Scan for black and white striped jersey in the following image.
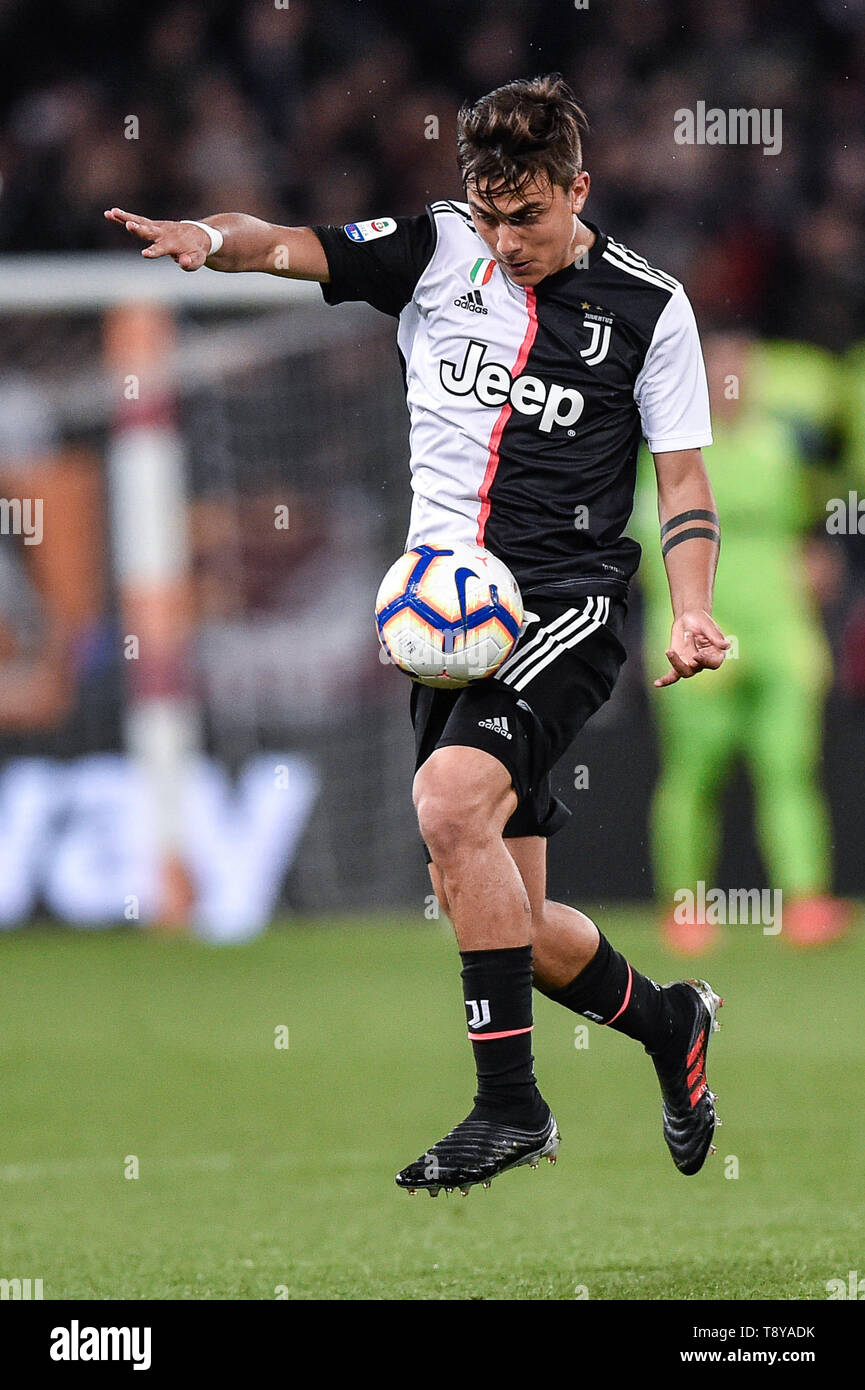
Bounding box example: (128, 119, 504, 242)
(313, 201, 711, 599)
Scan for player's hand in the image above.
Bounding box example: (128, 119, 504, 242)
(655, 610, 731, 688)
(103, 207, 211, 271)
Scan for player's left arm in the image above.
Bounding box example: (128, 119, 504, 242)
(651, 447, 729, 687)
(634, 282, 729, 686)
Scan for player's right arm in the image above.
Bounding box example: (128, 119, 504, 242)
(103, 208, 330, 280)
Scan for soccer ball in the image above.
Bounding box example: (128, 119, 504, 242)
(375, 543, 524, 688)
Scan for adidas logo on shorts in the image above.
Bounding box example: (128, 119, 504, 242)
(477, 715, 511, 739)
(453, 289, 488, 314)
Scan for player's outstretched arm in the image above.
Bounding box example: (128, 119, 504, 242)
(103, 208, 329, 281)
(651, 447, 730, 688)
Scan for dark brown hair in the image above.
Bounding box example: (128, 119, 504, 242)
(456, 74, 588, 204)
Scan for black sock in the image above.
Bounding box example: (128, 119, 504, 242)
(543, 933, 689, 1054)
(460, 945, 548, 1128)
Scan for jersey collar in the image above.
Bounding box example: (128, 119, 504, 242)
(533, 219, 608, 292)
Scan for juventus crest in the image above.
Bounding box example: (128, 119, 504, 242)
(579, 305, 614, 366)
(465, 999, 491, 1029)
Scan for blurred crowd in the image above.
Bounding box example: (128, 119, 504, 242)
(1, 0, 864, 346)
(0, 0, 864, 917)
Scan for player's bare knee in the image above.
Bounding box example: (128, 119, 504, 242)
(414, 753, 514, 865)
(415, 789, 485, 864)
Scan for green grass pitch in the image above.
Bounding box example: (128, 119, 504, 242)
(1, 909, 863, 1300)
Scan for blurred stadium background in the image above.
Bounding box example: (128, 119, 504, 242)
(1, 0, 863, 933)
(1, 0, 864, 1303)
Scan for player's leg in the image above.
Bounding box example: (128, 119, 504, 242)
(395, 741, 559, 1195)
(493, 590, 725, 1174)
(430, 835, 600, 979)
(432, 836, 721, 1173)
(747, 647, 851, 945)
(749, 664, 829, 891)
(412, 745, 551, 1129)
(651, 678, 741, 953)
(500, 837, 724, 1175)
(414, 744, 530, 950)
(398, 594, 719, 1188)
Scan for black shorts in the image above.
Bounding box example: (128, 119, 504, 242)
(410, 593, 628, 854)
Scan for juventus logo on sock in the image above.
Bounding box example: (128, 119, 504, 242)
(465, 998, 491, 1030)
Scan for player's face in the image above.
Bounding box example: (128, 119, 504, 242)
(466, 173, 591, 287)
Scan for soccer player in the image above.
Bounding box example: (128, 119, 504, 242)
(106, 74, 730, 1195)
(636, 333, 851, 953)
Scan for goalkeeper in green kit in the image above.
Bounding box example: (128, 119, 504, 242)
(637, 332, 854, 952)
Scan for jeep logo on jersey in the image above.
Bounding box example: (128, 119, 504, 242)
(439, 340, 585, 433)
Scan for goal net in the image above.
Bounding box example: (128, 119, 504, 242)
(0, 254, 428, 939)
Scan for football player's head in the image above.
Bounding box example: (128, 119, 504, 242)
(457, 74, 592, 287)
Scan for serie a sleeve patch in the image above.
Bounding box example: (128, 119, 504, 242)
(343, 218, 397, 243)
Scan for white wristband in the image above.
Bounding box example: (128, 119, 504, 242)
(180, 220, 224, 257)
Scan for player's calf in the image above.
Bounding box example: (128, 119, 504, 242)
(539, 927, 687, 1048)
(537, 924, 723, 1174)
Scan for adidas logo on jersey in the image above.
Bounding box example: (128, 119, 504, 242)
(477, 716, 512, 739)
(453, 289, 488, 314)
(441, 339, 585, 433)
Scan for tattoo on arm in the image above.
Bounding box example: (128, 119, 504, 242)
(662, 527, 720, 556)
(660, 509, 720, 557)
(660, 509, 720, 538)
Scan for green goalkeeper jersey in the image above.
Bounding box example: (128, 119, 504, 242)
(635, 340, 841, 682)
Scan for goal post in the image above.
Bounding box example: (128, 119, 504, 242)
(0, 252, 426, 936)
